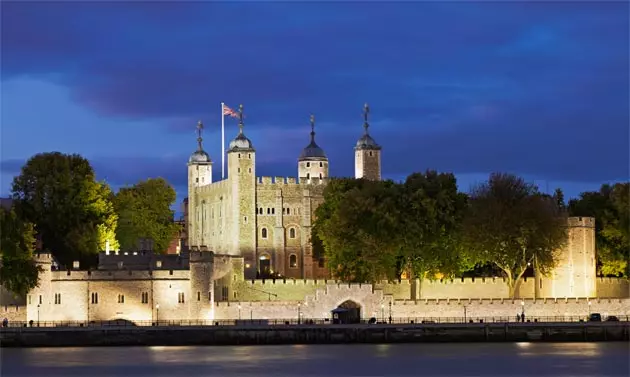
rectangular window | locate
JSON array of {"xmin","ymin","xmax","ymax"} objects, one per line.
[
  {"xmin": 91, "ymin": 292, "xmax": 99, "ymax": 304},
  {"xmin": 141, "ymin": 292, "xmax": 149, "ymax": 304},
  {"xmin": 28, "ymin": 295, "xmax": 32, "ymax": 305},
  {"xmin": 178, "ymin": 292, "xmax": 185, "ymax": 304},
  {"xmin": 39, "ymin": 295, "xmax": 42, "ymax": 305},
  {"xmin": 118, "ymin": 294, "xmax": 125, "ymax": 304},
  {"xmin": 54, "ymin": 293, "xmax": 61, "ymax": 305},
  {"xmin": 197, "ymin": 291, "xmax": 201, "ymax": 301}
]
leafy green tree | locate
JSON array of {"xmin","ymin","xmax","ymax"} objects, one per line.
[
  {"xmin": 0, "ymin": 207, "xmax": 42, "ymax": 296},
  {"xmin": 396, "ymin": 171, "xmax": 472, "ymax": 285},
  {"xmin": 463, "ymin": 173, "xmax": 568, "ymax": 298},
  {"xmin": 11, "ymin": 152, "xmax": 119, "ymax": 268},
  {"xmin": 114, "ymin": 177, "xmax": 179, "ymax": 253},
  {"xmin": 569, "ymin": 182, "xmax": 629, "ymax": 276},
  {"xmin": 313, "ymin": 178, "xmax": 399, "ymax": 282}
]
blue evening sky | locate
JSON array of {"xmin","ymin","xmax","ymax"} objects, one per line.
[{"xmin": 1, "ymin": 1, "xmax": 628, "ymax": 213}]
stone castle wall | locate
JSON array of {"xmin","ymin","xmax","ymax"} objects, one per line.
[{"xmin": 596, "ymin": 277, "xmax": 630, "ymax": 298}]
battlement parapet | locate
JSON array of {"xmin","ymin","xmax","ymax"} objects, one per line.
[
  {"xmin": 215, "ymin": 300, "xmax": 299, "ymax": 308},
  {"xmin": 51, "ymin": 269, "xmax": 190, "ymax": 281},
  {"xmin": 256, "ymin": 176, "xmax": 301, "ymax": 186},
  {"xmin": 245, "ymin": 279, "xmax": 341, "ymax": 286},
  {"xmin": 424, "ymin": 277, "xmax": 509, "ymax": 285},
  {"xmin": 567, "ymin": 216, "xmax": 595, "ymax": 228}
]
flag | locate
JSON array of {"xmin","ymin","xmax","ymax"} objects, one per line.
[{"xmin": 223, "ymin": 104, "xmax": 238, "ymax": 118}]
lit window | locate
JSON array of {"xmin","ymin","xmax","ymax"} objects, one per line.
[
  {"xmin": 289, "ymin": 228, "xmax": 296, "ymax": 239},
  {"xmin": 118, "ymin": 294, "xmax": 125, "ymax": 304},
  {"xmin": 289, "ymin": 254, "xmax": 298, "ymax": 268},
  {"xmin": 261, "ymin": 228, "xmax": 268, "ymax": 239}
]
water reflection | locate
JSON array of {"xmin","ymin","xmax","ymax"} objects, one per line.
[{"xmin": 1, "ymin": 343, "xmax": 628, "ymax": 377}]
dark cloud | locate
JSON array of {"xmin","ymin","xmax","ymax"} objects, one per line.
[{"xmin": 1, "ymin": 1, "xmax": 628, "ymax": 183}]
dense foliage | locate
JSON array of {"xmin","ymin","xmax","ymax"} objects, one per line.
[
  {"xmin": 0, "ymin": 207, "xmax": 41, "ymax": 297},
  {"xmin": 113, "ymin": 178, "xmax": 179, "ymax": 253},
  {"xmin": 11, "ymin": 152, "xmax": 119, "ymax": 268},
  {"xmin": 569, "ymin": 183, "xmax": 629, "ymax": 277}
]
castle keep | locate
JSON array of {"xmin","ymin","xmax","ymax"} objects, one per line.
[
  {"xmin": 1, "ymin": 104, "xmax": 629, "ymax": 324},
  {"xmin": 186, "ymin": 104, "xmax": 381, "ymax": 280}
]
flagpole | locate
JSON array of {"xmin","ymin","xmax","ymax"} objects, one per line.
[{"xmin": 221, "ymin": 102, "xmax": 225, "ymax": 180}]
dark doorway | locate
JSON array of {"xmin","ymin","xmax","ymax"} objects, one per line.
[
  {"xmin": 332, "ymin": 300, "xmax": 361, "ymax": 324},
  {"xmin": 259, "ymin": 256, "xmax": 271, "ymax": 275}
]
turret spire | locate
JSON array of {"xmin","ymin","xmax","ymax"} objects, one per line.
[
  {"xmin": 363, "ymin": 103, "xmax": 370, "ymax": 134},
  {"xmin": 238, "ymin": 104, "xmax": 244, "ymax": 134},
  {"xmin": 310, "ymin": 114, "xmax": 316, "ymax": 142},
  {"xmin": 196, "ymin": 120, "xmax": 204, "ymax": 150}
]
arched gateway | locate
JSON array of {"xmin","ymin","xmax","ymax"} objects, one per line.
[{"xmin": 331, "ymin": 300, "xmax": 361, "ymax": 324}]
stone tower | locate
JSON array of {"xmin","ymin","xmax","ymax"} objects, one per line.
[
  {"xmin": 27, "ymin": 252, "xmax": 53, "ymax": 322},
  {"xmin": 188, "ymin": 250, "xmax": 215, "ymax": 320},
  {"xmin": 298, "ymin": 114, "xmax": 329, "ymax": 180},
  {"xmin": 187, "ymin": 121, "xmax": 212, "ymax": 247},
  {"xmin": 536, "ymin": 217, "xmax": 597, "ymax": 298},
  {"xmin": 226, "ymin": 105, "xmax": 257, "ymax": 279},
  {"xmin": 354, "ymin": 103, "xmax": 382, "ymax": 180}
]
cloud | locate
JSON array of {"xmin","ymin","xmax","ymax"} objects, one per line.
[{"xmin": 1, "ymin": 1, "xmax": 628, "ymax": 185}]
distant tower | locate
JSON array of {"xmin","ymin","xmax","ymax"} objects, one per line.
[
  {"xmin": 226, "ymin": 105, "xmax": 257, "ymax": 278},
  {"xmin": 187, "ymin": 121, "xmax": 213, "ymax": 248},
  {"xmin": 536, "ymin": 217, "xmax": 597, "ymax": 298},
  {"xmin": 298, "ymin": 114, "xmax": 329, "ymax": 180},
  {"xmin": 354, "ymin": 103, "xmax": 382, "ymax": 180}
]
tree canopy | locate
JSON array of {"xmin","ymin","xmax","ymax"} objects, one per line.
[
  {"xmin": 569, "ymin": 182, "xmax": 629, "ymax": 277},
  {"xmin": 462, "ymin": 173, "xmax": 568, "ymax": 297},
  {"xmin": 11, "ymin": 152, "xmax": 119, "ymax": 268},
  {"xmin": 313, "ymin": 171, "xmax": 471, "ymax": 284},
  {"xmin": 0, "ymin": 207, "xmax": 42, "ymax": 296},
  {"xmin": 113, "ymin": 177, "xmax": 179, "ymax": 253}
]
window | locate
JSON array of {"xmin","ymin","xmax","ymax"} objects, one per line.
[
  {"xmin": 267, "ymin": 208, "xmax": 271, "ymax": 215},
  {"xmin": 244, "ymin": 216, "xmax": 248, "ymax": 224},
  {"xmin": 142, "ymin": 292, "xmax": 149, "ymax": 304},
  {"xmin": 118, "ymin": 294, "xmax": 125, "ymax": 304},
  {"xmin": 39, "ymin": 295, "xmax": 42, "ymax": 305},
  {"xmin": 369, "ymin": 151, "xmax": 373, "ymax": 157},
  {"xmin": 319, "ymin": 173, "xmax": 323, "ymax": 179},
  {"xmin": 289, "ymin": 254, "xmax": 298, "ymax": 268},
  {"xmin": 289, "ymin": 228, "xmax": 296, "ymax": 239},
  {"xmin": 195, "ymin": 178, "xmax": 199, "ymax": 183},
  {"xmin": 272, "ymin": 208, "xmax": 275, "ymax": 215},
  {"xmin": 178, "ymin": 292, "xmax": 185, "ymax": 304},
  {"xmin": 320, "ymin": 162, "xmax": 323, "ymax": 167},
  {"xmin": 197, "ymin": 292, "xmax": 201, "ymax": 301},
  {"xmin": 91, "ymin": 292, "xmax": 98, "ymax": 304},
  {"xmin": 306, "ymin": 173, "xmax": 310, "ymax": 179},
  {"xmin": 261, "ymin": 227, "xmax": 268, "ymax": 239},
  {"xmin": 238, "ymin": 168, "xmax": 241, "ymax": 173},
  {"xmin": 248, "ymin": 153, "xmax": 251, "ymax": 159},
  {"xmin": 28, "ymin": 296, "xmax": 32, "ymax": 305},
  {"xmin": 238, "ymin": 153, "xmax": 241, "ymax": 158},
  {"xmin": 208, "ymin": 292, "xmax": 212, "ymax": 301},
  {"xmin": 306, "ymin": 162, "xmax": 310, "ymax": 167},
  {"xmin": 54, "ymin": 293, "xmax": 61, "ymax": 305},
  {"xmin": 248, "ymin": 167, "xmax": 252, "ymax": 173},
  {"xmin": 221, "ymin": 286, "xmax": 228, "ymax": 301}
]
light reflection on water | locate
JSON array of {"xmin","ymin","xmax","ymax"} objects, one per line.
[{"xmin": 1, "ymin": 342, "xmax": 628, "ymax": 377}]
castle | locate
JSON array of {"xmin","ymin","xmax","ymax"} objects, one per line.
[
  {"xmin": 185, "ymin": 104, "xmax": 381, "ymax": 280},
  {"xmin": 1, "ymin": 104, "xmax": 629, "ymax": 324}
]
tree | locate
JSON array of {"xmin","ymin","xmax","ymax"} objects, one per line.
[
  {"xmin": 11, "ymin": 152, "xmax": 119, "ymax": 268},
  {"xmin": 113, "ymin": 177, "xmax": 179, "ymax": 253},
  {"xmin": 396, "ymin": 171, "xmax": 472, "ymax": 285},
  {"xmin": 0, "ymin": 207, "xmax": 42, "ymax": 296},
  {"xmin": 463, "ymin": 173, "xmax": 568, "ymax": 298},
  {"xmin": 569, "ymin": 182, "xmax": 629, "ymax": 276},
  {"xmin": 313, "ymin": 178, "xmax": 399, "ymax": 282}
]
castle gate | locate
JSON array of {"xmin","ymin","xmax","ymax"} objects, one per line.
[{"xmin": 332, "ymin": 300, "xmax": 361, "ymax": 324}]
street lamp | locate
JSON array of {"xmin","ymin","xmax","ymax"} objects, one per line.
[
  {"xmin": 156, "ymin": 304, "xmax": 160, "ymax": 325},
  {"xmin": 463, "ymin": 305, "xmax": 467, "ymax": 323},
  {"xmin": 37, "ymin": 304, "xmax": 40, "ymax": 326},
  {"xmin": 381, "ymin": 303, "xmax": 384, "ymax": 322},
  {"xmin": 521, "ymin": 300, "xmax": 525, "ymax": 322},
  {"xmin": 297, "ymin": 303, "xmax": 301, "ymax": 324},
  {"xmin": 238, "ymin": 304, "xmax": 242, "ymax": 320},
  {"xmin": 588, "ymin": 301, "xmax": 592, "ymax": 316},
  {"xmin": 388, "ymin": 301, "xmax": 392, "ymax": 324}
]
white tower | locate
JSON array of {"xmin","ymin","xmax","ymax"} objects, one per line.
[
  {"xmin": 187, "ymin": 121, "xmax": 213, "ymax": 247},
  {"xmin": 354, "ymin": 103, "xmax": 382, "ymax": 181},
  {"xmin": 298, "ymin": 114, "xmax": 329, "ymax": 180}
]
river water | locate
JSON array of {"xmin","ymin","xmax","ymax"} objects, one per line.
[{"xmin": 1, "ymin": 342, "xmax": 628, "ymax": 376}]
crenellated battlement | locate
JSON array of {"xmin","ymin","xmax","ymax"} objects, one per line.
[
  {"xmin": 257, "ymin": 176, "xmax": 300, "ymax": 186},
  {"xmin": 567, "ymin": 216, "xmax": 595, "ymax": 228},
  {"xmin": 245, "ymin": 279, "xmax": 342, "ymax": 287},
  {"xmin": 51, "ymin": 269, "xmax": 191, "ymax": 281}
]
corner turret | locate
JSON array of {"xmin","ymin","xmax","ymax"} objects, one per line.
[
  {"xmin": 298, "ymin": 114, "xmax": 329, "ymax": 180},
  {"xmin": 354, "ymin": 103, "xmax": 382, "ymax": 180}
]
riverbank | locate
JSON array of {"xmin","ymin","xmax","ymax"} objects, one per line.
[{"xmin": 1, "ymin": 322, "xmax": 628, "ymax": 347}]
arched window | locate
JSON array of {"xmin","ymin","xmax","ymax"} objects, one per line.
[
  {"xmin": 320, "ymin": 162, "xmax": 323, "ymax": 167},
  {"xmin": 289, "ymin": 227, "xmax": 296, "ymax": 239},
  {"xmin": 306, "ymin": 173, "xmax": 310, "ymax": 179},
  {"xmin": 289, "ymin": 254, "xmax": 298, "ymax": 268},
  {"xmin": 261, "ymin": 227, "xmax": 268, "ymax": 239},
  {"xmin": 319, "ymin": 173, "xmax": 323, "ymax": 179}
]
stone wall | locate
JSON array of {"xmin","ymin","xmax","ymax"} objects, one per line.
[
  {"xmin": 596, "ymin": 277, "xmax": 630, "ymax": 298},
  {"xmin": 0, "ymin": 285, "xmax": 26, "ymax": 322}
]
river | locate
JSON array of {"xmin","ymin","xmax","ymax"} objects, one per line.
[{"xmin": 1, "ymin": 342, "xmax": 628, "ymax": 376}]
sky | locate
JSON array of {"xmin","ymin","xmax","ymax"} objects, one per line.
[{"xmin": 1, "ymin": 1, "xmax": 628, "ymax": 215}]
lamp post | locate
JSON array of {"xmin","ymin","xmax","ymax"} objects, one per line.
[
  {"xmin": 297, "ymin": 303, "xmax": 301, "ymax": 325},
  {"xmin": 156, "ymin": 304, "xmax": 160, "ymax": 325},
  {"xmin": 388, "ymin": 301, "xmax": 392, "ymax": 324},
  {"xmin": 381, "ymin": 304, "xmax": 384, "ymax": 323},
  {"xmin": 238, "ymin": 304, "xmax": 242, "ymax": 321},
  {"xmin": 588, "ymin": 301, "xmax": 592, "ymax": 316},
  {"xmin": 37, "ymin": 304, "xmax": 40, "ymax": 326},
  {"xmin": 521, "ymin": 300, "xmax": 525, "ymax": 322},
  {"xmin": 463, "ymin": 305, "xmax": 467, "ymax": 323}
]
